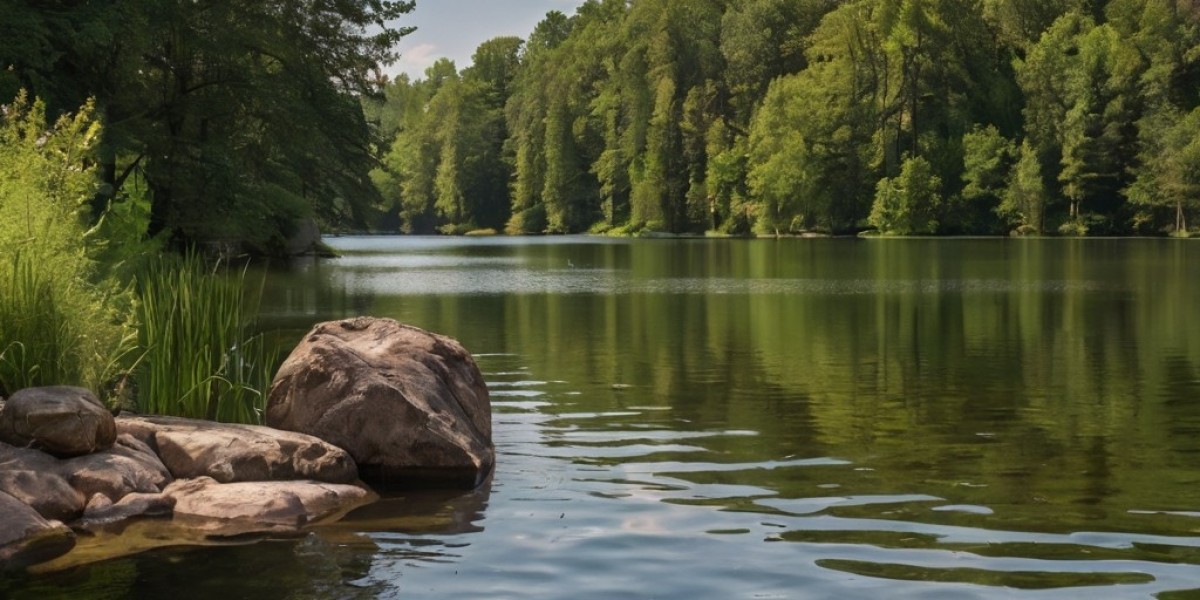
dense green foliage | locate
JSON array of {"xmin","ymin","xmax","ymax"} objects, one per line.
[
  {"xmin": 135, "ymin": 254, "xmax": 278, "ymax": 423},
  {"xmin": 2, "ymin": 0, "xmax": 414, "ymax": 250},
  {"xmin": 0, "ymin": 93, "xmax": 135, "ymax": 396},
  {"xmin": 369, "ymin": 0, "xmax": 1200, "ymax": 236},
  {"xmin": 0, "ymin": 97, "xmax": 277, "ymax": 423}
]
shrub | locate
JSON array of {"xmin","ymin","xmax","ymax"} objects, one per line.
[
  {"xmin": 0, "ymin": 92, "xmax": 135, "ymax": 398},
  {"xmin": 868, "ymin": 156, "xmax": 942, "ymax": 235}
]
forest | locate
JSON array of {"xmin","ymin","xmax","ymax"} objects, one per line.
[
  {"xmin": 1, "ymin": 0, "xmax": 414, "ymax": 252},
  {"xmin": 368, "ymin": 0, "xmax": 1200, "ymax": 238},
  {"xmin": 2, "ymin": 0, "xmax": 1199, "ymax": 246}
]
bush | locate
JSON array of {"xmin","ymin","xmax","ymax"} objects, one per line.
[
  {"xmin": 0, "ymin": 92, "xmax": 135, "ymax": 399},
  {"xmin": 868, "ymin": 156, "xmax": 942, "ymax": 235}
]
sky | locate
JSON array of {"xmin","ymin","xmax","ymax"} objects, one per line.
[{"xmin": 389, "ymin": 0, "xmax": 587, "ymax": 81}]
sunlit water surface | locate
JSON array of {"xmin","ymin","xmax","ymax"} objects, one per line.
[{"xmin": 10, "ymin": 237, "xmax": 1200, "ymax": 599}]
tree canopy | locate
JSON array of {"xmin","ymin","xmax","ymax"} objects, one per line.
[
  {"xmin": 369, "ymin": 0, "xmax": 1200, "ymax": 237},
  {"xmin": 2, "ymin": 0, "xmax": 414, "ymax": 251}
]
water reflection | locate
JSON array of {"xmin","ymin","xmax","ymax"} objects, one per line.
[{"xmin": 13, "ymin": 236, "xmax": 1200, "ymax": 598}]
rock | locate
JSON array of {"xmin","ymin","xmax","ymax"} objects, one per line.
[
  {"xmin": 0, "ymin": 491, "xmax": 75, "ymax": 570},
  {"xmin": 165, "ymin": 477, "xmax": 375, "ymax": 536},
  {"xmin": 80, "ymin": 492, "xmax": 175, "ymax": 529},
  {"xmin": 58, "ymin": 434, "xmax": 172, "ymax": 502},
  {"xmin": 267, "ymin": 318, "xmax": 494, "ymax": 489},
  {"xmin": 0, "ymin": 387, "xmax": 116, "ymax": 457},
  {"xmin": 116, "ymin": 415, "xmax": 356, "ymax": 484},
  {"xmin": 0, "ymin": 442, "xmax": 84, "ymax": 521}
]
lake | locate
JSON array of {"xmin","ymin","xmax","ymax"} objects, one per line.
[{"xmin": 10, "ymin": 236, "xmax": 1200, "ymax": 599}]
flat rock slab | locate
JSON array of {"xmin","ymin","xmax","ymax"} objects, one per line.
[
  {"xmin": 165, "ymin": 477, "xmax": 376, "ymax": 537},
  {"xmin": 118, "ymin": 415, "xmax": 357, "ymax": 485},
  {"xmin": 268, "ymin": 317, "xmax": 494, "ymax": 489},
  {"xmin": 79, "ymin": 492, "xmax": 175, "ymax": 530},
  {"xmin": 0, "ymin": 387, "xmax": 116, "ymax": 457}
]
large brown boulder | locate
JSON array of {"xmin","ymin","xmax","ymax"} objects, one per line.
[
  {"xmin": 267, "ymin": 318, "xmax": 494, "ymax": 489},
  {"xmin": 117, "ymin": 415, "xmax": 357, "ymax": 484},
  {"xmin": 0, "ymin": 491, "xmax": 75, "ymax": 570},
  {"xmin": 0, "ymin": 387, "xmax": 116, "ymax": 457}
]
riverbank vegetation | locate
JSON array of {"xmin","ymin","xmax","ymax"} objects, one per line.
[
  {"xmin": 1, "ymin": 0, "xmax": 414, "ymax": 251},
  {"xmin": 1, "ymin": 1, "xmax": 416, "ymax": 421},
  {"xmin": 366, "ymin": 0, "xmax": 1200, "ymax": 237},
  {"xmin": 0, "ymin": 94, "xmax": 277, "ymax": 424}
]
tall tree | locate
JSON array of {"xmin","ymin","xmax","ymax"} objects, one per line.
[{"xmin": 2, "ymin": 0, "xmax": 415, "ymax": 251}]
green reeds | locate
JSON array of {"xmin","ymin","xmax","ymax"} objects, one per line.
[
  {"xmin": 134, "ymin": 253, "xmax": 280, "ymax": 424},
  {"xmin": 0, "ymin": 252, "xmax": 135, "ymax": 399}
]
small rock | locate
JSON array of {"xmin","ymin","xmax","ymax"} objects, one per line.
[
  {"xmin": 0, "ymin": 442, "xmax": 84, "ymax": 521},
  {"xmin": 267, "ymin": 318, "xmax": 494, "ymax": 489},
  {"xmin": 0, "ymin": 387, "xmax": 116, "ymax": 457},
  {"xmin": 58, "ymin": 433, "xmax": 173, "ymax": 502},
  {"xmin": 285, "ymin": 217, "xmax": 322, "ymax": 255},
  {"xmin": 80, "ymin": 492, "xmax": 175, "ymax": 529},
  {"xmin": 0, "ymin": 491, "xmax": 75, "ymax": 571}
]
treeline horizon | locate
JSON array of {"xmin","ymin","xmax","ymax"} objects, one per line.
[{"xmin": 365, "ymin": 0, "xmax": 1200, "ymax": 237}]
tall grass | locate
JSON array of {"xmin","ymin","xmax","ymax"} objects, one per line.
[
  {"xmin": 0, "ymin": 92, "xmax": 280, "ymax": 421},
  {"xmin": 0, "ymin": 93, "xmax": 136, "ymax": 399},
  {"xmin": 134, "ymin": 253, "xmax": 280, "ymax": 424},
  {"xmin": 0, "ymin": 253, "xmax": 131, "ymax": 397}
]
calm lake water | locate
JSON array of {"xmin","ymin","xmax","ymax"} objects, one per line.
[{"xmin": 10, "ymin": 236, "xmax": 1200, "ymax": 599}]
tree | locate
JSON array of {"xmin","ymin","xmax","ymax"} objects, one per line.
[
  {"xmin": 998, "ymin": 140, "xmax": 1047, "ymax": 235},
  {"xmin": 1127, "ymin": 106, "xmax": 1200, "ymax": 235},
  {"xmin": 957, "ymin": 125, "xmax": 1016, "ymax": 233},
  {"xmin": 2, "ymin": 0, "xmax": 416, "ymax": 252},
  {"xmin": 869, "ymin": 155, "xmax": 942, "ymax": 234},
  {"xmin": 1017, "ymin": 12, "xmax": 1145, "ymax": 234}
]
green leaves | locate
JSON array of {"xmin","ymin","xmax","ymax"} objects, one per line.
[
  {"xmin": 869, "ymin": 155, "xmax": 943, "ymax": 235},
  {"xmin": 0, "ymin": 93, "xmax": 135, "ymax": 398},
  {"xmin": 374, "ymin": 0, "xmax": 1200, "ymax": 237}
]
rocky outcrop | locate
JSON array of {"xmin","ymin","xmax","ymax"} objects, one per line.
[
  {"xmin": 0, "ymin": 387, "xmax": 116, "ymax": 457},
  {"xmin": 267, "ymin": 317, "xmax": 494, "ymax": 489},
  {"xmin": 0, "ymin": 397, "xmax": 374, "ymax": 573},
  {"xmin": 118, "ymin": 416, "xmax": 357, "ymax": 484}
]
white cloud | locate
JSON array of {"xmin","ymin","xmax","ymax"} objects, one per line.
[{"xmin": 398, "ymin": 43, "xmax": 439, "ymax": 73}]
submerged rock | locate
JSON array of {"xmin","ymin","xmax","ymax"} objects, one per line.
[
  {"xmin": 267, "ymin": 317, "xmax": 494, "ymax": 489},
  {"xmin": 79, "ymin": 492, "xmax": 175, "ymax": 529},
  {"xmin": 117, "ymin": 415, "xmax": 357, "ymax": 484},
  {"xmin": 0, "ymin": 491, "xmax": 75, "ymax": 570},
  {"xmin": 0, "ymin": 387, "xmax": 116, "ymax": 457}
]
